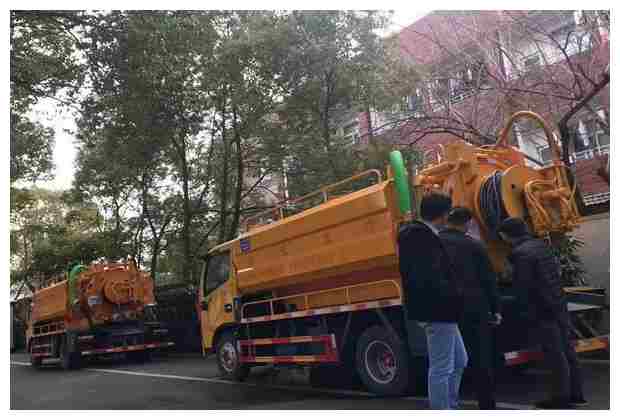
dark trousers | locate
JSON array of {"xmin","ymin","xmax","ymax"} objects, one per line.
[
  {"xmin": 459, "ymin": 315, "xmax": 496, "ymax": 409},
  {"xmin": 532, "ymin": 310, "xmax": 584, "ymax": 401}
]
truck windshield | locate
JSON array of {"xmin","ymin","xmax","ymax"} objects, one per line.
[{"xmin": 204, "ymin": 252, "xmax": 230, "ymax": 295}]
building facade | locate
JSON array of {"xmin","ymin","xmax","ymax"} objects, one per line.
[{"xmin": 360, "ymin": 10, "xmax": 610, "ymax": 208}]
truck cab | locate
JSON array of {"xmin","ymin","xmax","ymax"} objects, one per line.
[{"xmin": 199, "ymin": 245, "xmax": 238, "ymax": 351}]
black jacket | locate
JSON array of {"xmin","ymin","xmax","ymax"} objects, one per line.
[
  {"xmin": 439, "ymin": 228, "xmax": 500, "ymax": 321},
  {"xmin": 398, "ymin": 221, "xmax": 463, "ymax": 322},
  {"xmin": 508, "ymin": 236, "xmax": 566, "ymax": 323}
]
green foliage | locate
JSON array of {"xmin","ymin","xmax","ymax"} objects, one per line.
[
  {"xmin": 10, "ymin": 113, "xmax": 55, "ymax": 183},
  {"xmin": 10, "ymin": 10, "xmax": 407, "ymax": 288},
  {"xmin": 551, "ymin": 235, "xmax": 588, "ymax": 287},
  {"xmin": 10, "ymin": 188, "xmax": 108, "ymax": 290},
  {"xmin": 275, "ymin": 11, "xmax": 391, "ymax": 197},
  {"xmin": 10, "ymin": 11, "xmax": 86, "ymax": 184}
]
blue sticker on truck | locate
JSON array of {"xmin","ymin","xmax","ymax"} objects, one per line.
[{"xmin": 240, "ymin": 238, "xmax": 251, "ymax": 253}]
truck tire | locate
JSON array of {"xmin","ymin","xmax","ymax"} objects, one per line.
[
  {"xmin": 28, "ymin": 341, "xmax": 43, "ymax": 369},
  {"xmin": 216, "ymin": 331, "xmax": 250, "ymax": 381},
  {"xmin": 355, "ymin": 325, "xmax": 410, "ymax": 396},
  {"xmin": 60, "ymin": 335, "xmax": 81, "ymax": 370},
  {"xmin": 30, "ymin": 355, "xmax": 42, "ymax": 369}
]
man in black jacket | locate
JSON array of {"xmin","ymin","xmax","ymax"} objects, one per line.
[
  {"xmin": 439, "ymin": 207, "xmax": 500, "ymax": 409},
  {"xmin": 398, "ymin": 193, "xmax": 467, "ymax": 409},
  {"xmin": 498, "ymin": 217, "xmax": 586, "ymax": 409}
]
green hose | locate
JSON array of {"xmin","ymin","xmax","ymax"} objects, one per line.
[
  {"xmin": 68, "ymin": 264, "xmax": 87, "ymax": 305},
  {"xmin": 389, "ymin": 151, "xmax": 412, "ymax": 216}
]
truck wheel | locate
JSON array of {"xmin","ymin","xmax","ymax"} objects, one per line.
[
  {"xmin": 30, "ymin": 355, "xmax": 42, "ymax": 369},
  {"xmin": 355, "ymin": 325, "xmax": 410, "ymax": 396},
  {"xmin": 216, "ymin": 331, "xmax": 249, "ymax": 381},
  {"xmin": 60, "ymin": 336, "xmax": 81, "ymax": 370},
  {"xmin": 28, "ymin": 341, "xmax": 43, "ymax": 369}
]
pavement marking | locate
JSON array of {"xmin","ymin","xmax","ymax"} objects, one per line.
[{"xmin": 11, "ymin": 361, "xmax": 533, "ymax": 409}]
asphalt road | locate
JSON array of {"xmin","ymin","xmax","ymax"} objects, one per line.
[{"xmin": 10, "ymin": 351, "xmax": 610, "ymax": 410}]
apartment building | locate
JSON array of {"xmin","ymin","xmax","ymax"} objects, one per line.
[{"xmin": 361, "ymin": 10, "xmax": 610, "ymax": 208}]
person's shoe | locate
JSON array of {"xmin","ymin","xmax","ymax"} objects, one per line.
[
  {"xmin": 535, "ymin": 398, "xmax": 571, "ymax": 409},
  {"xmin": 568, "ymin": 397, "xmax": 589, "ymax": 408}
]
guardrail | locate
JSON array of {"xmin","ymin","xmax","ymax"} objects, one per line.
[
  {"xmin": 570, "ymin": 144, "xmax": 609, "ymax": 163},
  {"xmin": 242, "ymin": 169, "xmax": 383, "ymax": 232}
]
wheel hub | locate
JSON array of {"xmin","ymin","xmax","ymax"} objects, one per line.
[
  {"xmin": 364, "ymin": 340, "xmax": 397, "ymax": 384},
  {"xmin": 220, "ymin": 342, "xmax": 237, "ymax": 373}
]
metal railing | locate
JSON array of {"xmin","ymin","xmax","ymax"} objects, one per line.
[
  {"xmin": 538, "ymin": 144, "xmax": 609, "ymax": 165},
  {"xmin": 582, "ymin": 192, "xmax": 610, "ymax": 206},
  {"xmin": 570, "ymin": 144, "xmax": 609, "ymax": 163},
  {"xmin": 242, "ymin": 169, "xmax": 383, "ymax": 232},
  {"xmin": 241, "ymin": 279, "xmax": 402, "ymax": 320}
]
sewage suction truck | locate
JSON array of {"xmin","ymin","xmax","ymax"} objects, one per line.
[{"xmin": 197, "ymin": 111, "xmax": 608, "ymax": 395}]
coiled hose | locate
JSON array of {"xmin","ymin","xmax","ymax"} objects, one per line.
[{"xmin": 478, "ymin": 171, "xmax": 508, "ymax": 240}]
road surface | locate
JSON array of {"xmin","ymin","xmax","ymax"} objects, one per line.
[{"xmin": 10, "ymin": 351, "xmax": 609, "ymax": 410}]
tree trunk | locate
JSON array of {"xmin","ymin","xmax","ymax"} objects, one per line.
[
  {"xmin": 218, "ymin": 98, "xmax": 230, "ymax": 244},
  {"xmin": 228, "ymin": 106, "xmax": 244, "ymax": 241},
  {"xmin": 181, "ymin": 156, "xmax": 192, "ymax": 283},
  {"xmin": 150, "ymin": 240, "xmax": 160, "ymax": 281}
]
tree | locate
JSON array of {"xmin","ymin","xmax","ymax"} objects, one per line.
[
  {"xmin": 275, "ymin": 11, "xmax": 392, "ymax": 197},
  {"xmin": 10, "ymin": 11, "xmax": 86, "ymax": 184},
  {"xmin": 10, "ymin": 188, "xmax": 105, "ymax": 292},
  {"xmin": 73, "ymin": 11, "xmax": 297, "ymax": 284},
  {"xmin": 375, "ymin": 10, "xmax": 609, "ymax": 168}
]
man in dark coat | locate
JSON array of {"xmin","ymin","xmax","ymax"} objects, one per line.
[
  {"xmin": 439, "ymin": 207, "xmax": 500, "ymax": 409},
  {"xmin": 398, "ymin": 193, "xmax": 467, "ymax": 409},
  {"xmin": 498, "ymin": 217, "xmax": 586, "ymax": 409}
]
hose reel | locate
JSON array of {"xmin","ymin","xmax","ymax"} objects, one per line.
[{"xmin": 478, "ymin": 171, "xmax": 509, "ymax": 240}]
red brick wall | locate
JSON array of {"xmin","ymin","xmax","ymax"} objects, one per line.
[{"xmin": 574, "ymin": 157, "xmax": 609, "ymax": 196}]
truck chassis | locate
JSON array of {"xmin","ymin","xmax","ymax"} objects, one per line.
[
  {"xmin": 28, "ymin": 320, "xmax": 174, "ymax": 369},
  {"xmin": 212, "ymin": 279, "xmax": 608, "ymax": 396}
]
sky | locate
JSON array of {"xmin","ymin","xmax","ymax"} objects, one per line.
[{"xmin": 25, "ymin": 9, "xmax": 431, "ymax": 192}]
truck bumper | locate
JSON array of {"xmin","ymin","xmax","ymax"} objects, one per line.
[{"xmin": 504, "ymin": 335, "xmax": 609, "ymax": 366}]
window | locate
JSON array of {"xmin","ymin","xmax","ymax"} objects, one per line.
[
  {"xmin": 406, "ymin": 88, "xmax": 423, "ymax": 112},
  {"xmin": 585, "ymin": 120, "xmax": 609, "ymax": 147},
  {"xmin": 204, "ymin": 252, "xmax": 230, "ymax": 295},
  {"xmin": 538, "ymin": 146, "xmax": 553, "ymax": 163},
  {"xmin": 569, "ymin": 116, "xmax": 609, "ymax": 161},
  {"xmin": 522, "ymin": 53, "xmax": 541, "ymax": 71}
]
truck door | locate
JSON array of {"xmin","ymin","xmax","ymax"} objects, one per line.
[{"xmin": 199, "ymin": 251, "xmax": 236, "ymax": 350}]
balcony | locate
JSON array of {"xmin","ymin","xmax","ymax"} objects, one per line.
[
  {"xmin": 569, "ymin": 144, "xmax": 609, "ymax": 163},
  {"xmin": 582, "ymin": 191, "xmax": 610, "ymax": 206}
]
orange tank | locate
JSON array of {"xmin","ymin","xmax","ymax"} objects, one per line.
[
  {"xmin": 30, "ymin": 262, "xmax": 156, "ymax": 329},
  {"xmin": 228, "ymin": 170, "xmax": 403, "ymax": 298}
]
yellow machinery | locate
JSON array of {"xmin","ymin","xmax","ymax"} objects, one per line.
[
  {"xmin": 27, "ymin": 261, "xmax": 173, "ymax": 369},
  {"xmin": 198, "ymin": 111, "xmax": 605, "ymax": 396},
  {"xmin": 413, "ymin": 110, "xmax": 581, "ymax": 273}
]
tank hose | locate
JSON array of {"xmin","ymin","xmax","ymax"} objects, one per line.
[
  {"xmin": 68, "ymin": 264, "xmax": 87, "ymax": 305},
  {"xmin": 478, "ymin": 171, "xmax": 509, "ymax": 240},
  {"xmin": 389, "ymin": 151, "xmax": 412, "ymax": 216}
]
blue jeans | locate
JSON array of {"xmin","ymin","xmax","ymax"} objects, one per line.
[{"xmin": 421, "ymin": 322, "xmax": 468, "ymax": 409}]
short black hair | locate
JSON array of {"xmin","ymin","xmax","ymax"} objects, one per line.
[
  {"xmin": 447, "ymin": 207, "xmax": 473, "ymax": 226},
  {"xmin": 498, "ymin": 217, "xmax": 529, "ymax": 238},
  {"xmin": 420, "ymin": 193, "xmax": 452, "ymax": 221}
]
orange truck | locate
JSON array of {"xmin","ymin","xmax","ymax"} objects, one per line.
[
  {"xmin": 198, "ymin": 111, "xmax": 608, "ymax": 395},
  {"xmin": 27, "ymin": 261, "xmax": 173, "ymax": 369}
]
